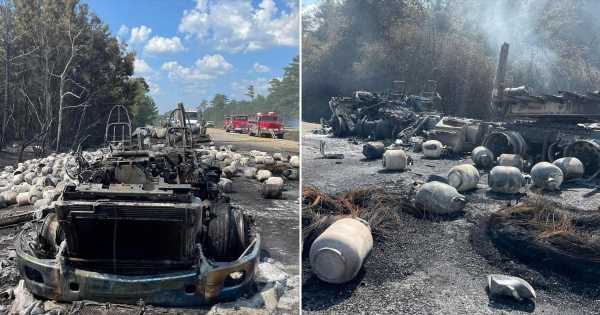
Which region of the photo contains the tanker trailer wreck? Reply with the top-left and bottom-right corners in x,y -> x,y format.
483,42 -> 600,176
15,105 -> 259,307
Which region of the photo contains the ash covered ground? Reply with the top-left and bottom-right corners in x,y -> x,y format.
0,130 -> 300,315
302,125 -> 600,315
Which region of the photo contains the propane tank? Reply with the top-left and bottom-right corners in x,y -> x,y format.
218,178 -> 233,193
488,166 -> 529,194
472,146 -> 495,169
16,192 -> 32,206
363,142 -> 386,159
264,156 -> 276,165
261,177 -> 284,198
382,149 -> 408,171
415,181 -> 466,214
553,157 -> 584,180
497,154 -> 524,170
256,169 -> 272,181
309,217 -> 373,284
255,155 -> 265,164
447,164 -> 480,192
243,167 -> 257,178
289,156 -> 300,168
422,140 -> 443,159
2,191 -> 17,205
531,162 -> 563,191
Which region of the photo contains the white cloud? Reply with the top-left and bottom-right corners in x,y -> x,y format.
144,36 -> 185,54
178,0 -> 299,52
129,25 -> 152,44
133,58 -> 153,75
196,54 -> 233,75
161,54 -> 233,83
253,62 -> 270,72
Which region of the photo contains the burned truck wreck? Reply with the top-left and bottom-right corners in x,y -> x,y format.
15,105 -> 259,307
324,44 -> 600,176
326,80 -> 442,139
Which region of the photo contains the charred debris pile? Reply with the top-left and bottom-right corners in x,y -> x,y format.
0,104 -> 299,310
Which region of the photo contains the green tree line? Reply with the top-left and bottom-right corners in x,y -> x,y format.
303,0 -> 600,122
0,0 -> 157,156
202,56 -> 299,128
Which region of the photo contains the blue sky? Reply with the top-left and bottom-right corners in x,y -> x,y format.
83,0 -> 299,113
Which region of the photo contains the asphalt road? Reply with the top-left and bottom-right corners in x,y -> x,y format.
302,131 -> 600,315
207,128 -> 299,154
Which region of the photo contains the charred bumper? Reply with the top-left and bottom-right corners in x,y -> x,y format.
16,231 -> 260,307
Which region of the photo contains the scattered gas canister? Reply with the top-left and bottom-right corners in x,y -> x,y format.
488,166 -> 530,194
422,140 -> 443,159
310,217 -> 373,284
531,162 -> 563,191
553,157 -> 584,180
382,149 -> 409,171
447,164 -> 480,192
363,142 -> 386,159
472,146 -> 495,169
415,181 -> 466,214
497,154 -> 525,170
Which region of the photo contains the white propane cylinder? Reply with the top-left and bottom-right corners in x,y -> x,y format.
488,166 -> 529,194
256,170 -> 272,182
472,146 -> 495,169
531,162 -> 564,191
2,191 -> 17,205
497,154 -> 524,170
243,167 -> 257,178
447,164 -> 480,192
415,181 -> 466,214
382,149 -> 408,171
553,157 -> 584,180
309,217 -> 373,284
422,140 -> 443,158
16,192 -> 31,206
289,156 -> 300,168
263,156 -> 275,165
218,178 -> 233,193
261,177 -> 284,198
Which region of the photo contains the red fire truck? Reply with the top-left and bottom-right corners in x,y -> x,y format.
224,114 -> 249,133
248,112 -> 284,138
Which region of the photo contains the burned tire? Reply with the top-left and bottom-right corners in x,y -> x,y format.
205,203 -> 251,261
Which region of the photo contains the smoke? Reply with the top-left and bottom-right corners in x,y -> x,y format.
468,0 -> 559,93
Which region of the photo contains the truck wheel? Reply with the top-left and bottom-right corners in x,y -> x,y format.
205,202 -> 250,261
277,134 -> 284,139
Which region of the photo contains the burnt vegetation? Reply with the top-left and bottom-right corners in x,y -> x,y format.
488,198 -> 600,282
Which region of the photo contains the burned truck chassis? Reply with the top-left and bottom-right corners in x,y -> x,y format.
15,104 -> 260,307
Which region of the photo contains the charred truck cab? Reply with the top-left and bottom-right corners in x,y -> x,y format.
16,105 -> 259,306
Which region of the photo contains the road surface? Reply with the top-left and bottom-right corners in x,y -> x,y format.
207,128 -> 299,154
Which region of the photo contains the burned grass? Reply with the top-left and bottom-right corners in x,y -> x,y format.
302,186 -> 408,254
488,198 -> 600,283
